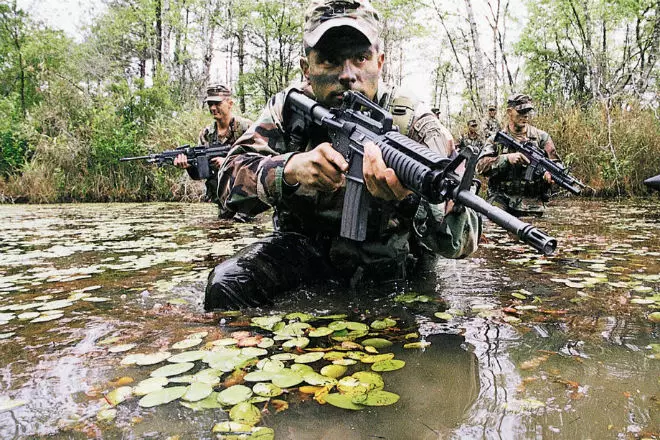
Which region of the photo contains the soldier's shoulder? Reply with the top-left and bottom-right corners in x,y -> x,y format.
527,124 -> 551,140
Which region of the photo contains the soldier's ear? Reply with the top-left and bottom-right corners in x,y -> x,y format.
300,57 -> 310,79
377,52 -> 384,70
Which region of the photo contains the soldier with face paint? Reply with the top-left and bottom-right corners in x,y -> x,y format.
203,0 -> 482,310
477,93 -> 559,217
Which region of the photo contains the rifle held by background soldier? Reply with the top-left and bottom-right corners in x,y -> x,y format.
284,90 -> 557,256
493,131 -> 585,195
120,143 -> 232,180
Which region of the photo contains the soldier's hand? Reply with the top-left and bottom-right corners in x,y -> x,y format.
507,152 -> 530,166
543,171 -> 554,183
363,142 -> 412,201
210,157 -> 224,168
283,142 -> 348,192
173,153 -> 190,169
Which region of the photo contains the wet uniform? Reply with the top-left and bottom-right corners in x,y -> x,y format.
203,80 -> 482,310
482,115 -> 502,139
477,124 -> 559,217
457,132 -> 484,154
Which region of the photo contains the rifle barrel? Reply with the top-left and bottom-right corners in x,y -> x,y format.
120,156 -> 152,161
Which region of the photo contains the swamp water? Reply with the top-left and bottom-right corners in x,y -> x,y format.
0,200 -> 658,439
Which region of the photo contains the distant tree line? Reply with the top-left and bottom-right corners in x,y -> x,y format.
0,0 -> 658,202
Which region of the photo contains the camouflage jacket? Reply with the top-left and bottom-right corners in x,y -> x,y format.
477,124 -> 559,214
186,115 -> 253,181
216,80 -> 481,277
457,132 -> 484,153
482,116 -> 502,139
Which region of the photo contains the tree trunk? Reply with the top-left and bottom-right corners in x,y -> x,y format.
237,25 -> 246,113
465,0 -> 486,111
155,0 -> 162,65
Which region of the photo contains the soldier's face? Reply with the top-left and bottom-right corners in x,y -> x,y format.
489,109 -> 496,116
208,99 -> 232,123
301,28 -> 384,107
508,108 -> 530,131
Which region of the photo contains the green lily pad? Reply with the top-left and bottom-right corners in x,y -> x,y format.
251,315 -> 283,330
134,377 -> 169,396
17,312 -> 40,320
257,338 -> 274,348
370,318 -> 397,330
361,353 -> 394,364
0,332 -> 15,339
212,421 -> 253,433
302,371 -> 337,386
217,385 -> 253,406
251,427 -> 276,439
294,352 -> 324,364
105,386 -> 133,406
371,359 -> 406,372
168,350 -> 206,363
96,408 -> 117,422
180,392 -> 223,410
256,359 -> 285,372
172,338 -> 203,350
649,312 -> 660,323
403,341 -> 431,349
352,390 -> 400,406
361,338 -> 393,349
229,402 -> 262,426
136,351 -> 172,366
352,371 -> 384,391
316,314 -> 348,320
82,297 -> 111,302
150,362 -> 195,378
108,343 -> 136,353
30,313 -> 64,323
138,386 -> 187,407
320,364 -> 347,378
327,321 -> 347,331
244,371 -> 275,382
282,337 -> 309,349
271,369 -> 304,388
193,368 -> 223,385
308,327 -> 333,337
285,312 -> 314,322
182,382 -> 213,402
345,322 -> 369,332
324,393 -> 365,410
241,347 -> 269,358
253,382 -> 283,397
270,353 -> 298,361
290,364 -> 314,374
212,338 -> 238,347
37,300 -> 73,311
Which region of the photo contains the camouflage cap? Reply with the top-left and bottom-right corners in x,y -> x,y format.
507,93 -> 534,112
488,105 -> 497,111
303,0 -> 380,48
205,84 -> 232,103
468,119 -> 478,126
431,107 -> 440,115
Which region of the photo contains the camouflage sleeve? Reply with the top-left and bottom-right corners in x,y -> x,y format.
538,130 -> 560,161
408,105 -> 481,259
476,136 -> 508,177
216,90 -> 297,216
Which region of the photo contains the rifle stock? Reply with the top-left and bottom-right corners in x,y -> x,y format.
284,90 -> 557,255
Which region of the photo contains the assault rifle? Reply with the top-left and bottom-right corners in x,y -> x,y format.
493,131 -> 585,195
284,90 -> 557,256
644,174 -> 660,191
120,143 -> 232,179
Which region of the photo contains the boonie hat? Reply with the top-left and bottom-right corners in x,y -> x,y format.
205,84 -> 232,103
507,93 -> 534,112
303,0 -> 380,48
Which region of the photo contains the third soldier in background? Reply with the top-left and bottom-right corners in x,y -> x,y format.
174,84 -> 253,221
476,93 -> 560,217
482,104 -> 501,138
457,119 -> 483,154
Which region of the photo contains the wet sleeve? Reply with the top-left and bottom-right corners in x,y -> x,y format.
476,138 -> 508,177
407,110 -> 481,259
216,92 -> 297,215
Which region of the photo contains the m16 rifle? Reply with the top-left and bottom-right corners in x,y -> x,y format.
120,143 -> 232,179
493,131 -> 586,195
284,90 -> 557,256
644,174 -> 660,191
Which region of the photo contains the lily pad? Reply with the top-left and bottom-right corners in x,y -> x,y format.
302,371 -> 337,386
150,362 -> 195,378
138,386 -> 187,407
244,371 -> 275,382
253,382 -> 283,397
320,364 -> 347,378
229,402 -> 262,426
361,353 -> 395,364
352,390 -> 400,406
108,344 -> 136,353
212,421 -> 253,433
180,392 -> 223,410
271,370 -> 304,388
133,377 -> 169,396
371,359 -> 406,372
217,385 -> 253,406
308,327 -> 333,337
136,351 -> 172,366
182,382 -> 213,402
30,313 -> 64,323
324,393 -> 365,410
282,337 -> 309,349
168,350 -> 206,363
105,386 -> 133,406
361,338 -> 393,349
172,338 -> 203,350
294,352 -> 325,364
37,300 -> 73,311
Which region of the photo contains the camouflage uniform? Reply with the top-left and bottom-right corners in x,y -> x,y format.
204,80 -> 482,310
457,120 -> 484,154
187,115 -> 252,215
482,114 -> 501,139
477,124 -> 559,217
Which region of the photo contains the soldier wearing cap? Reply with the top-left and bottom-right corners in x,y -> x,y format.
477,93 -> 560,217
202,0 -> 482,310
174,84 -> 252,220
482,105 -> 501,139
457,119 -> 483,154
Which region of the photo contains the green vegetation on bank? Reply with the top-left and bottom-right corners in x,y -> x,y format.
0,0 -> 658,203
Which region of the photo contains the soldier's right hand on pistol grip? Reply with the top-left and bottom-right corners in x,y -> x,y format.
283,142 -> 348,192
173,153 -> 190,169
507,152 -> 529,166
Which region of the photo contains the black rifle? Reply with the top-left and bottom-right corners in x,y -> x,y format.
644,174 -> 660,191
284,90 -> 557,256
120,143 -> 232,179
493,131 -> 585,195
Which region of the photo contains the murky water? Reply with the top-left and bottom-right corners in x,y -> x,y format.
0,200 -> 658,439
